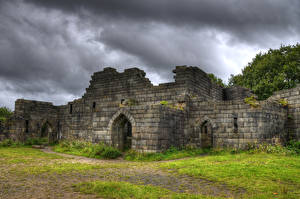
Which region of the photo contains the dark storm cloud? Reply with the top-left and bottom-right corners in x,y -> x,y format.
0,0 -> 299,109
26,0 -> 300,45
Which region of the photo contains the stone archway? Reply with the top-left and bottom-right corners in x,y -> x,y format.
111,114 -> 132,151
200,120 -> 213,148
41,121 -> 56,143
108,110 -> 136,151
195,116 -> 216,148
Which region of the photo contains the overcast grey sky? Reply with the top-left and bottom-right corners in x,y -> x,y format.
1,0 -> 299,110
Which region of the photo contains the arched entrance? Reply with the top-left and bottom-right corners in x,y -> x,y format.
111,114 -> 132,151
41,122 -> 52,137
41,121 -> 56,143
200,120 -> 213,148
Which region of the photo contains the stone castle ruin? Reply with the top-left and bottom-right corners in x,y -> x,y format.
1,66 -> 300,152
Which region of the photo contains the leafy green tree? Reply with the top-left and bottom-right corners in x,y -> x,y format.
229,44 -> 300,100
0,107 -> 13,122
208,73 -> 226,87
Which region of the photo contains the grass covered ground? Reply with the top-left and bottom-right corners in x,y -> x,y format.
53,140 -> 122,159
0,143 -> 299,198
53,140 -> 211,161
73,181 -> 213,199
160,152 -> 300,198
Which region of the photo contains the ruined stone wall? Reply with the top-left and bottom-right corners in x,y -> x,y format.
0,121 -> 6,141
57,99 -> 185,152
156,106 -> 185,150
224,86 -> 253,100
268,85 -> 300,141
83,67 -> 195,105
55,67 -> 189,152
8,66 -> 295,151
9,99 -> 59,142
187,100 -> 287,148
173,66 -> 224,101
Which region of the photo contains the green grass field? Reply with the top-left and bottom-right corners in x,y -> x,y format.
160,152 -> 300,198
0,146 -> 299,198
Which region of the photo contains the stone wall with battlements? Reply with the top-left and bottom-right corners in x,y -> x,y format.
4,66 -> 295,152
173,66 -> 224,101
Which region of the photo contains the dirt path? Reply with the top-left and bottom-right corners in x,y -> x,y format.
38,147 -> 245,198
41,147 -> 199,164
0,147 -> 245,199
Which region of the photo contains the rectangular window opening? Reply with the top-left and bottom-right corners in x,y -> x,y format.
70,104 -> 73,114
234,117 -> 238,132
25,120 -> 29,133
93,102 -> 96,109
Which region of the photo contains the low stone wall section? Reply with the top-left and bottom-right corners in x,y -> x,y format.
188,100 -> 287,148
8,99 -> 59,141
269,84 -> 300,140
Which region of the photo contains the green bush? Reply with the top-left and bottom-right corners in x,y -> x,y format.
0,139 -> 23,147
246,143 -> 295,155
0,139 -> 13,147
286,140 -> 300,154
54,140 -> 122,159
0,138 -> 50,147
124,146 -> 210,161
102,146 -> 122,159
24,137 -> 48,146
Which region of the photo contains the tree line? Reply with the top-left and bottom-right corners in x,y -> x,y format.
209,44 -> 300,100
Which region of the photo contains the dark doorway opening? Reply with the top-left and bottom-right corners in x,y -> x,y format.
200,121 -> 213,148
41,122 -> 56,143
41,123 -> 51,138
111,114 -> 132,151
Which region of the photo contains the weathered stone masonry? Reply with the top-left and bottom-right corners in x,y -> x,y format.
2,66 -> 299,152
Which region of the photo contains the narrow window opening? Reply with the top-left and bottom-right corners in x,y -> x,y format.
25,120 -> 29,133
92,102 -> 96,109
69,104 -> 73,114
57,121 -> 60,139
121,99 -> 125,104
234,117 -> 238,132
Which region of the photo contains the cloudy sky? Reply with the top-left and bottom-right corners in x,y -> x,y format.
1,0 -> 299,110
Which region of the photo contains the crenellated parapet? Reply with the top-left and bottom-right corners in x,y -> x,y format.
173,65 -> 224,101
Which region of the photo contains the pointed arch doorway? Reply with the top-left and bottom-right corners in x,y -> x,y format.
111,114 -> 132,151
200,120 -> 213,148
40,121 -> 57,143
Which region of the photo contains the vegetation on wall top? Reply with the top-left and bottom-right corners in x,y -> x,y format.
208,73 -> 226,87
244,95 -> 260,108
